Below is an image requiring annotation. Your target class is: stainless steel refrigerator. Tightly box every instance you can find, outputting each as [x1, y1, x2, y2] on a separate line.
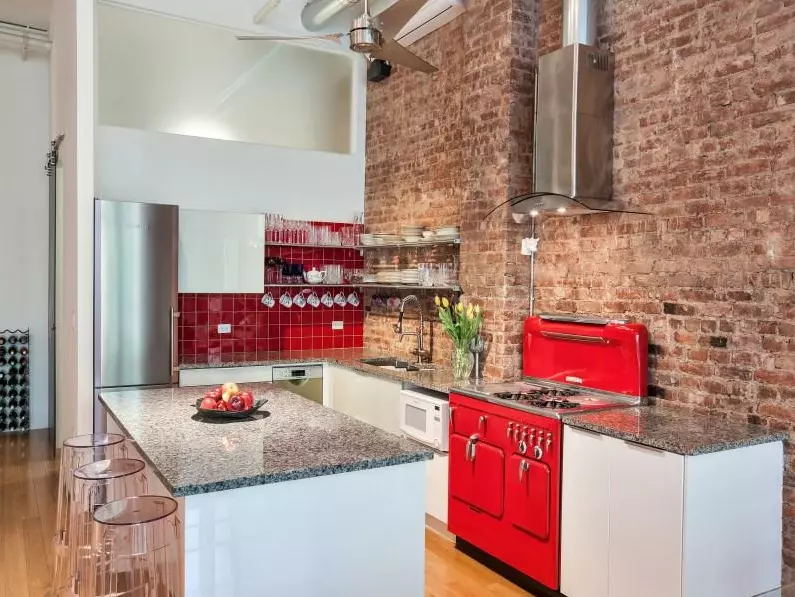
[94, 200, 179, 429]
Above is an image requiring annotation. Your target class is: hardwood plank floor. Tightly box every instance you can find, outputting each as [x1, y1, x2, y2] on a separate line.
[0, 430, 533, 597]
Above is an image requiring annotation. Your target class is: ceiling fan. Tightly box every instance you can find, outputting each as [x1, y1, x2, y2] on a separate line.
[237, 0, 437, 74]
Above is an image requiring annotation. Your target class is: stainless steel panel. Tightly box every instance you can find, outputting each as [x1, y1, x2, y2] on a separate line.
[563, 0, 599, 46]
[94, 200, 178, 388]
[532, 43, 614, 202]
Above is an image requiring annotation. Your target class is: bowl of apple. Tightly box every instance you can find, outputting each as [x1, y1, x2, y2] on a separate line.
[195, 383, 267, 419]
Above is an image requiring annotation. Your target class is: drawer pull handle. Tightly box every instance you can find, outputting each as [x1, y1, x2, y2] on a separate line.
[478, 415, 487, 431]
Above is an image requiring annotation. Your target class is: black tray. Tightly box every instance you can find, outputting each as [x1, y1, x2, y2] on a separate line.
[194, 397, 268, 419]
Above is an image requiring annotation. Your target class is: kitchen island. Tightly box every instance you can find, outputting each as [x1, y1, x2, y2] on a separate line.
[99, 382, 433, 597]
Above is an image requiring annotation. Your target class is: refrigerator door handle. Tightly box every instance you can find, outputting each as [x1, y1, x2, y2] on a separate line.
[170, 308, 181, 382]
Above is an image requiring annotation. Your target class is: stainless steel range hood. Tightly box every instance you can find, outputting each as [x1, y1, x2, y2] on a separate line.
[512, 0, 643, 217]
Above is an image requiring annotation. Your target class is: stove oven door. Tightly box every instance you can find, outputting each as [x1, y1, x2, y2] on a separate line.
[506, 454, 551, 540]
[449, 433, 505, 518]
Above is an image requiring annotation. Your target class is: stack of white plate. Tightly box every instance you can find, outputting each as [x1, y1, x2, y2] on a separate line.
[376, 271, 402, 284]
[401, 225, 424, 242]
[375, 234, 403, 244]
[360, 234, 375, 245]
[400, 269, 420, 285]
[362, 274, 377, 283]
[435, 226, 460, 240]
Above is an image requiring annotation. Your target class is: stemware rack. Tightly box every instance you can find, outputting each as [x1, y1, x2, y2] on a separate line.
[0, 328, 30, 434]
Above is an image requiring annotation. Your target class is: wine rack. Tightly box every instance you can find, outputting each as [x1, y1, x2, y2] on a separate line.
[0, 329, 30, 433]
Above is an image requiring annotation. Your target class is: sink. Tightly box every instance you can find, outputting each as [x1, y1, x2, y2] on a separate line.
[359, 357, 434, 373]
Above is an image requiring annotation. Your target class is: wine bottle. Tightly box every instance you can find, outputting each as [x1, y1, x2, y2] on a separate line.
[19, 356, 28, 367]
[8, 347, 17, 356]
[18, 397, 28, 409]
[8, 356, 17, 366]
[0, 357, 6, 367]
[18, 374, 28, 385]
[0, 421, 8, 432]
[0, 346, 5, 356]
[19, 388, 27, 399]
[19, 347, 27, 356]
[7, 336, 17, 345]
[0, 337, 5, 347]
[19, 334, 28, 344]
[8, 388, 18, 398]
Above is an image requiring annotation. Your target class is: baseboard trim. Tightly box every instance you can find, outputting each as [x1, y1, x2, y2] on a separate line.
[425, 514, 454, 541]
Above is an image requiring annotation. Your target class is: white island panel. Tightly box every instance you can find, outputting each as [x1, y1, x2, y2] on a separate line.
[184, 461, 426, 597]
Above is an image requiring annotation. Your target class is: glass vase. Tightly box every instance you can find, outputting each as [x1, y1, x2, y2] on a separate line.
[451, 345, 474, 380]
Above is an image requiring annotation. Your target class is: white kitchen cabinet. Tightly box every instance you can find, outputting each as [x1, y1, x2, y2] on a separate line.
[425, 454, 448, 524]
[179, 209, 264, 293]
[561, 426, 783, 597]
[179, 365, 273, 387]
[561, 428, 610, 597]
[329, 365, 402, 436]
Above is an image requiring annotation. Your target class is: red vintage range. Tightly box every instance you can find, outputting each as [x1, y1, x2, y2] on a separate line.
[448, 315, 648, 592]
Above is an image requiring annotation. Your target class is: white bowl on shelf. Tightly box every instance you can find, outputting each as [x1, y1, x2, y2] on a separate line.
[421, 231, 435, 239]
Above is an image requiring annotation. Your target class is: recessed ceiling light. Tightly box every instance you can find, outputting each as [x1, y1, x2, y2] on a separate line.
[556, 207, 567, 214]
[530, 210, 540, 217]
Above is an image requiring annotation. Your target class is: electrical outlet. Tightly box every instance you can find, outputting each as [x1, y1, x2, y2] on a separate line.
[332, 321, 344, 330]
[218, 323, 231, 334]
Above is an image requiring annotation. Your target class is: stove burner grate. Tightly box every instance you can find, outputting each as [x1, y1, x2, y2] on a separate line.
[492, 387, 580, 409]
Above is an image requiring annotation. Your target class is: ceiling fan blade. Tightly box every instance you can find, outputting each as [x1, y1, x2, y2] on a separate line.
[377, 0, 428, 40]
[236, 33, 346, 43]
[371, 41, 437, 73]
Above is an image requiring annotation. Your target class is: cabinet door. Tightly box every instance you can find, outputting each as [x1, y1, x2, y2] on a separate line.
[561, 426, 610, 597]
[179, 209, 264, 293]
[608, 437, 684, 597]
[329, 366, 402, 435]
[506, 455, 550, 540]
[449, 434, 504, 518]
[425, 454, 449, 524]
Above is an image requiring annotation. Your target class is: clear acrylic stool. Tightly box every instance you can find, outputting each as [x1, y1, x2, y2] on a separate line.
[88, 495, 181, 597]
[64, 458, 148, 597]
[52, 434, 126, 593]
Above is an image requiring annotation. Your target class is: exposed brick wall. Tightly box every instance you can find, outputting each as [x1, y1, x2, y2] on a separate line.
[535, 0, 795, 584]
[365, 0, 537, 378]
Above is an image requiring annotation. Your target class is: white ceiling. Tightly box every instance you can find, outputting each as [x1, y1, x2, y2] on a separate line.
[0, 0, 53, 30]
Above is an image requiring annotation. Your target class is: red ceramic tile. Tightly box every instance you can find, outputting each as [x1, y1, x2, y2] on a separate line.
[233, 294, 246, 312]
[196, 295, 208, 312]
[208, 295, 223, 313]
[182, 311, 197, 327]
[196, 311, 208, 325]
[221, 296, 234, 311]
[183, 295, 196, 313]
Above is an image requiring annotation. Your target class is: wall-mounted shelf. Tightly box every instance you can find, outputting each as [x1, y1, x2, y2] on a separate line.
[358, 238, 460, 249]
[263, 283, 462, 291]
[266, 242, 358, 249]
[265, 238, 460, 250]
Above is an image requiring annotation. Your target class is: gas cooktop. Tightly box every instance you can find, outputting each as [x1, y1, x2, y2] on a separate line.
[454, 381, 632, 418]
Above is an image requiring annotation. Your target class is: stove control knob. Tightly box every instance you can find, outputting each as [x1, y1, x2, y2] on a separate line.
[533, 445, 543, 459]
[546, 432, 553, 450]
[478, 415, 488, 432]
[523, 425, 529, 435]
[529, 428, 536, 441]
[514, 427, 520, 441]
[518, 440, 528, 455]
[506, 422, 514, 438]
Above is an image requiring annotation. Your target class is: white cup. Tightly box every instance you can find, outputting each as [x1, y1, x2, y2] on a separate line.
[307, 292, 320, 308]
[261, 292, 275, 308]
[321, 292, 334, 308]
[293, 292, 307, 308]
[334, 292, 347, 307]
[347, 292, 360, 307]
[279, 293, 293, 308]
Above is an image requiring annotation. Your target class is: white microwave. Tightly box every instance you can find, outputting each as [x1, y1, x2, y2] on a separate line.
[399, 389, 449, 452]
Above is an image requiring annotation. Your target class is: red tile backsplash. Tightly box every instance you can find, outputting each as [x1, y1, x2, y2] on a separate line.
[178, 221, 365, 362]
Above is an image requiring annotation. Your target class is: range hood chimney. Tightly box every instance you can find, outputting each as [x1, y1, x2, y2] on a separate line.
[511, 0, 643, 217]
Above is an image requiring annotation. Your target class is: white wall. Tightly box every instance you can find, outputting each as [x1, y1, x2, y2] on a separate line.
[97, 4, 354, 154]
[95, 3, 366, 223]
[51, 0, 95, 444]
[0, 47, 50, 429]
[95, 125, 365, 222]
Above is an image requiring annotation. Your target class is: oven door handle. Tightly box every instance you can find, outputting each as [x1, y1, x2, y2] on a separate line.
[540, 330, 609, 344]
[465, 434, 480, 461]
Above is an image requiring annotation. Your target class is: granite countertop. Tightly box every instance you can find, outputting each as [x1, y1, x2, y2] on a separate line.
[180, 348, 460, 394]
[99, 383, 433, 497]
[563, 403, 788, 456]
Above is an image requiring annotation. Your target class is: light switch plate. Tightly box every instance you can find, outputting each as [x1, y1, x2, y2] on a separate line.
[332, 321, 344, 330]
[218, 323, 231, 334]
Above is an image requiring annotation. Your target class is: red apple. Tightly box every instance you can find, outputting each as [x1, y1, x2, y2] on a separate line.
[200, 396, 217, 410]
[240, 391, 254, 410]
[216, 401, 228, 412]
[209, 387, 223, 400]
[229, 395, 246, 412]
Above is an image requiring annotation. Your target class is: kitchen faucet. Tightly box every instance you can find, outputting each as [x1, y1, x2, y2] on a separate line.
[394, 295, 428, 364]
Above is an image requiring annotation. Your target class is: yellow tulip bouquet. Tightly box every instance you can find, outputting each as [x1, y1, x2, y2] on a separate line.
[435, 296, 483, 379]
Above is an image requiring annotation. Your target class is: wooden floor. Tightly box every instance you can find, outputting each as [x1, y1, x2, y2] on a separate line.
[0, 430, 532, 597]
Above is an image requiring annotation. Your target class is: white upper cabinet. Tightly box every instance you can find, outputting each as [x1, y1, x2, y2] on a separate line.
[179, 210, 264, 294]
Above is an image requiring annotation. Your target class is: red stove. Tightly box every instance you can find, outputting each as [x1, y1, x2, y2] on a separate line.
[448, 315, 648, 592]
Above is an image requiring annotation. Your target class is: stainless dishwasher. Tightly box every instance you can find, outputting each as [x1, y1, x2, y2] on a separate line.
[272, 365, 324, 404]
